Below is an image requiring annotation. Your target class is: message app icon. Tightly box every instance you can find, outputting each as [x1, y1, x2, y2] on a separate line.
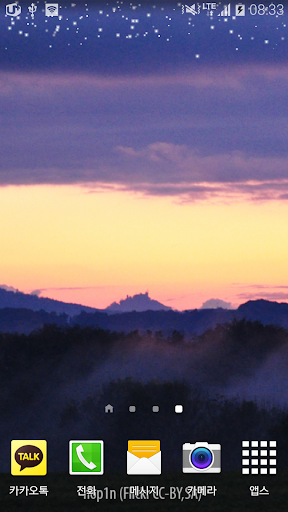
[11, 440, 47, 476]
[127, 440, 161, 475]
[69, 441, 104, 475]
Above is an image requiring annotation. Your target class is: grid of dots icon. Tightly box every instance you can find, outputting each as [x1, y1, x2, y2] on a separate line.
[242, 441, 277, 474]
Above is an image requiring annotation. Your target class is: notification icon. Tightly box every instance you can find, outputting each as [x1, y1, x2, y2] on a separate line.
[45, 3, 59, 17]
[235, 3, 245, 15]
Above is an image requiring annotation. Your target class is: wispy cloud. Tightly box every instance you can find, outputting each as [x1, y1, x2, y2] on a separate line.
[235, 283, 288, 302]
[1, 66, 288, 202]
[238, 292, 288, 301]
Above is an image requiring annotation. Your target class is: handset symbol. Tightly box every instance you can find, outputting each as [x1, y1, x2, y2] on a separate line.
[76, 444, 96, 470]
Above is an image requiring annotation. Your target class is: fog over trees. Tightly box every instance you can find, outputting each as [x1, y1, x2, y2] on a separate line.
[1, 320, 288, 471]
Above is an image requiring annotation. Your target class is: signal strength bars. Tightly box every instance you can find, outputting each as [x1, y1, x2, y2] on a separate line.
[218, 3, 230, 16]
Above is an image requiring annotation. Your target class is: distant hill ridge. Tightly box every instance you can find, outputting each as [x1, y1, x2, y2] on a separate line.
[106, 292, 172, 312]
[238, 299, 288, 329]
[1, 286, 288, 335]
[0, 288, 171, 315]
[69, 298, 288, 335]
[0, 287, 97, 316]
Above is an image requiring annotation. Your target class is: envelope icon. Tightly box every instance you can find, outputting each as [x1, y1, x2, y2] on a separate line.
[127, 440, 161, 475]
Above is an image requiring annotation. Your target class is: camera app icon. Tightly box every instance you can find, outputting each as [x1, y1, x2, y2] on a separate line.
[182, 442, 221, 473]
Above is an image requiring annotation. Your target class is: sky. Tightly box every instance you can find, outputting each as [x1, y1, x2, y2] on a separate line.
[0, 1, 288, 310]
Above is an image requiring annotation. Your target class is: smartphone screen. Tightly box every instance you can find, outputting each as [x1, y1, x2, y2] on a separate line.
[1, 0, 288, 509]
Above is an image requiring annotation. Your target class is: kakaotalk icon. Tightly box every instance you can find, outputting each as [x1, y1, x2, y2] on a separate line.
[11, 440, 47, 475]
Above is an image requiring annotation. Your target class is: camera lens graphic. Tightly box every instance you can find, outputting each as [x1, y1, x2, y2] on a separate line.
[191, 447, 213, 470]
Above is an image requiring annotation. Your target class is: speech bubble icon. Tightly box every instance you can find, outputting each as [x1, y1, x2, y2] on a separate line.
[15, 445, 43, 471]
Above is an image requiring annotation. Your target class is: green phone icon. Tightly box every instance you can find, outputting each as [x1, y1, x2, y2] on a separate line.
[69, 440, 104, 475]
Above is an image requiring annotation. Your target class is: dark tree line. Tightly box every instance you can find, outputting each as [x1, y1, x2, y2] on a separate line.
[1, 320, 288, 471]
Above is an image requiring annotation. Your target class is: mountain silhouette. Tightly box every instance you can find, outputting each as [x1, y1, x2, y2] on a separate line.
[238, 299, 288, 329]
[71, 299, 288, 335]
[0, 287, 97, 316]
[106, 292, 172, 312]
[1, 288, 288, 335]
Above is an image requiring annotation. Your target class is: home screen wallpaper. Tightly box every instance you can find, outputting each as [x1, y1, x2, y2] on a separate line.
[1, 0, 288, 510]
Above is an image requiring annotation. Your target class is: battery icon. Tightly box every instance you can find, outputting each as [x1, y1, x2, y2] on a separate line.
[235, 3, 245, 15]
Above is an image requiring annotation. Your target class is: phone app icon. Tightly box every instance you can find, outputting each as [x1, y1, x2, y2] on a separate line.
[69, 440, 104, 475]
[11, 440, 47, 476]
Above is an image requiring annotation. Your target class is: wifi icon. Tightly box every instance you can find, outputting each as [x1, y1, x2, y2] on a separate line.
[45, 3, 59, 17]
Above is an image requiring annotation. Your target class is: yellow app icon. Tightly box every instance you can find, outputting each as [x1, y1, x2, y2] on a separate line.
[11, 440, 47, 476]
[127, 440, 161, 475]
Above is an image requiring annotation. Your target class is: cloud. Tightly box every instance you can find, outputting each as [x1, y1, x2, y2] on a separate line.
[1, 64, 288, 92]
[235, 284, 288, 302]
[110, 144, 288, 200]
[1, 66, 288, 202]
[30, 286, 112, 296]
[200, 299, 233, 309]
[238, 292, 288, 301]
[239, 284, 288, 290]
[30, 290, 42, 297]
[0, 285, 19, 293]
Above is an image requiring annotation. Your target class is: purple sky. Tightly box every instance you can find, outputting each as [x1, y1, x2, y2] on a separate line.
[1, 3, 288, 309]
[1, 65, 288, 202]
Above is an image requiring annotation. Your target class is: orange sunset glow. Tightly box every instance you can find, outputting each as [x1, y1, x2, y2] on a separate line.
[0, 185, 288, 310]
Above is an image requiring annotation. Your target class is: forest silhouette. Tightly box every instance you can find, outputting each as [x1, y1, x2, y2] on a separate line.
[1, 320, 288, 472]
